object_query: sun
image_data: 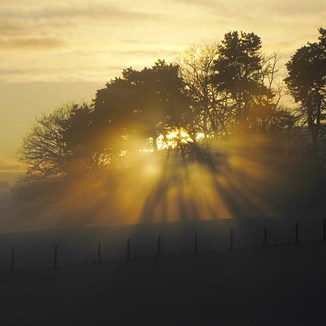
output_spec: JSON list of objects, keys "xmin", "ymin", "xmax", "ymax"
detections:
[{"xmin": 157, "ymin": 128, "xmax": 193, "ymax": 150}]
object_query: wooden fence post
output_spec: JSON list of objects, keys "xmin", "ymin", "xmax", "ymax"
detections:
[
  {"xmin": 11, "ymin": 249, "xmax": 15, "ymax": 273},
  {"xmin": 264, "ymin": 227, "xmax": 268, "ymax": 247},
  {"xmin": 157, "ymin": 236, "xmax": 161, "ymax": 257},
  {"xmin": 230, "ymin": 229, "xmax": 234, "ymax": 250},
  {"xmin": 295, "ymin": 222, "xmax": 299, "ymax": 243},
  {"xmin": 127, "ymin": 238, "xmax": 130, "ymax": 261},
  {"xmin": 54, "ymin": 245, "xmax": 58, "ymax": 269},
  {"xmin": 97, "ymin": 242, "xmax": 102, "ymax": 263}
]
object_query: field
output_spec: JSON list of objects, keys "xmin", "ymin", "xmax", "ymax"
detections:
[
  {"xmin": 1, "ymin": 241, "xmax": 326, "ymax": 325},
  {"xmin": 1, "ymin": 218, "xmax": 326, "ymax": 325}
]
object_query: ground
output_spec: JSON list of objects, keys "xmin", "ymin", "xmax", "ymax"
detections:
[{"xmin": 1, "ymin": 241, "xmax": 326, "ymax": 325}]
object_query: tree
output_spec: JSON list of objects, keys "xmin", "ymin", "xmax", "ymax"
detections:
[
  {"xmin": 92, "ymin": 60, "xmax": 191, "ymax": 153},
  {"xmin": 180, "ymin": 32, "xmax": 293, "ymax": 138},
  {"xmin": 285, "ymin": 27, "xmax": 326, "ymax": 158},
  {"xmin": 212, "ymin": 31, "xmax": 287, "ymax": 134},
  {"xmin": 19, "ymin": 103, "xmax": 93, "ymax": 180},
  {"xmin": 179, "ymin": 42, "xmax": 231, "ymax": 137}
]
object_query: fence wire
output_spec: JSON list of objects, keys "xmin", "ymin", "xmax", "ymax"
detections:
[{"xmin": 1, "ymin": 219, "xmax": 325, "ymax": 273}]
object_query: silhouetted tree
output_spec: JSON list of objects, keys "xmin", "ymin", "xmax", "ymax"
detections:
[
  {"xmin": 285, "ymin": 27, "xmax": 326, "ymax": 158},
  {"xmin": 19, "ymin": 103, "xmax": 93, "ymax": 180},
  {"xmin": 180, "ymin": 33, "xmax": 294, "ymax": 138},
  {"xmin": 211, "ymin": 31, "xmax": 292, "ymax": 134},
  {"xmin": 17, "ymin": 102, "xmax": 119, "ymax": 226},
  {"xmin": 179, "ymin": 42, "xmax": 232, "ymax": 137},
  {"xmin": 93, "ymin": 60, "xmax": 192, "ymax": 154}
]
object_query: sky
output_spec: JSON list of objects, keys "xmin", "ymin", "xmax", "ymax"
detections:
[{"xmin": 0, "ymin": 0, "xmax": 325, "ymax": 184}]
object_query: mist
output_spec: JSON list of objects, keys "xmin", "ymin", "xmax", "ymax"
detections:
[{"xmin": 1, "ymin": 134, "xmax": 324, "ymax": 234}]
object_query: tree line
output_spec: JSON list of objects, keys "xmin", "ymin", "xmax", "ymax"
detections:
[{"xmin": 13, "ymin": 28, "xmax": 326, "ymax": 226}]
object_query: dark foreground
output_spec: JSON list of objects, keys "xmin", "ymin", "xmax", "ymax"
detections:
[{"xmin": 1, "ymin": 242, "xmax": 326, "ymax": 326}]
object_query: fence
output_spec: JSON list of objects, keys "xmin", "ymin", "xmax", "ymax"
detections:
[{"xmin": 1, "ymin": 218, "xmax": 326, "ymax": 273}]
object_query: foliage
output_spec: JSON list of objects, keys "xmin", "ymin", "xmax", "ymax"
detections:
[
  {"xmin": 93, "ymin": 60, "xmax": 192, "ymax": 152},
  {"xmin": 19, "ymin": 103, "xmax": 93, "ymax": 179},
  {"xmin": 212, "ymin": 31, "xmax": 292, "ymax": 134},
  {"xmin": 180, "ymin": 32, "xmax": 294, "ymax": 137},
  {"xmin": 285, "ymin": 27, "xmax": 326, "ymax": 157},
  {"xmin": 179, "ymin": 42, "xmax": 222, "ymax": 135}
]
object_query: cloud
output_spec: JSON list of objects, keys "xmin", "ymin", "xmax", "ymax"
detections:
[
  {"xmin": 0, "ymin": 37, "xmax": 65, "ymax": 50},
  {"xmin": 166, "ymin": 0, "xmax": 326, "ymax": 15},
  {"xmin": 0, "ymin": 42, "xmax": 183, "ymax": 83},
  {"xmin": 1, "ymin": 3, "xmax": 162, "ymax": 23},
  {"xmin": 268, "ymin": 0, "xmax": 326, "ymax": 15},
  {"xmin": 0, "ymin": 2, "xmax": 164, "ymax": 54},
  {"xmin": 0, "ymin": 0, "xmax": 324, "ymax": 85},
  {"xmin": 42, "ymin": 5, "xmax": 160, "ymax": 21},
  {"xmin": 0, "ymin": 21, "xmax": 24, "ymax": 36}
]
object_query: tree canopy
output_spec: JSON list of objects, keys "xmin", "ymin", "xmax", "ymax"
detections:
[
  {"xmin": 285, "ymin": 27, "xmax": 326, "ymax": 158},
  {"xmin": 93, "ymin": 60, "xmax": 191, "ymax": 151}
]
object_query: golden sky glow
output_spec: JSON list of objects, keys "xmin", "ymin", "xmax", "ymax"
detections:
[{"xmin": 0, "ymin": 0, "xmax": 325, "ymax": 182}]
